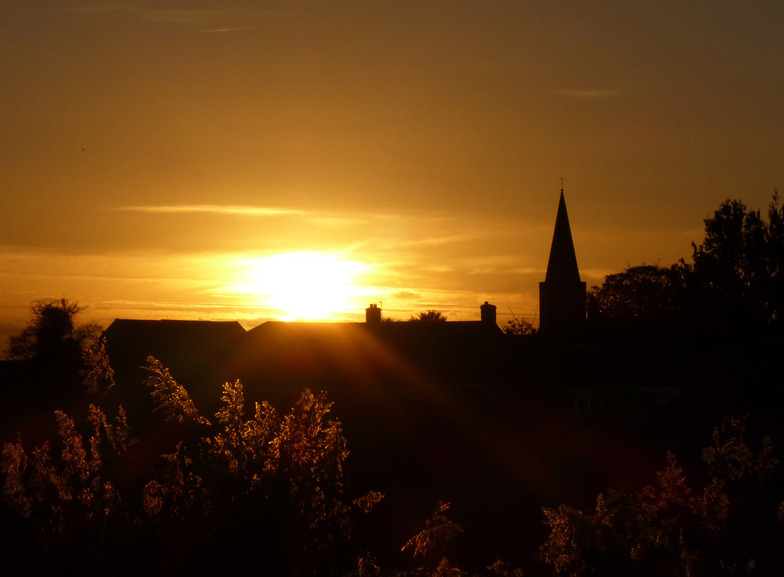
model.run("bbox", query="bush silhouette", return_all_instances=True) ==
[2,356,382,576]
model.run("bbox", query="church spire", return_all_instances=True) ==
[544,190,581,284]
[539,189,586,333]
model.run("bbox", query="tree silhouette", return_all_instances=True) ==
[7,298,101,390]
[502,316,535,336]
[587,264,684,323]
[691,192,784,326]
[8,298,97,361]
[586,192,784,330]
[409,310,447,323]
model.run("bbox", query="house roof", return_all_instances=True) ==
[104,319,246,353]
[244,319,502,362]
[241,319,503,392]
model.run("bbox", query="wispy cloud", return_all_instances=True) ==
[201,27,256,34]
[117,204,306,216]
[305,215,371,227]
[393,232,487,250]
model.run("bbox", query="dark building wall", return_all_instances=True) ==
[539,281,587,333]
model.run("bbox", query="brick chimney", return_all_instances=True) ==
[365,303,381,324]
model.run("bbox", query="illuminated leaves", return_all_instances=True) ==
[2,351,389,574]
[540,421,782,577]
[702,416,778,483]
[143,356,210,426]
[81,336,116,396]
[142,442,210,524]
[1,439,31,518]
[0,404,129,550]
[137,364,380,572]
[402,500,463,574]
[352,490,385,514]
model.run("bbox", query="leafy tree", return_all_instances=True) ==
[586,264,685,323]
[691,192,784,326]
[586,193,784,329]
[410,310,448,323]
[7,298,102,392]
[8,298,99,362]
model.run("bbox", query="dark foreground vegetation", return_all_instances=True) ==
[2,193,784,576]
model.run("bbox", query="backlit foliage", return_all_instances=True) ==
[403,500,464,575]
[1,357,382,575]
[138,357,382,574]
[1,404,133,568]
[80,336,116,396]
[143,356,210,426]
[540,417,784,576]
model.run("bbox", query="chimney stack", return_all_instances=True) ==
[480,301,497,326]
[365,303,381,324]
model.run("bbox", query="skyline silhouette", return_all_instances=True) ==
[3,4,784,574]
[2,2,783,349]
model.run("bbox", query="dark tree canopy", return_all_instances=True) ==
[587,264,684,322]
[589,192,784,329]
[7,298,98,362]
[691,193,784,326]
[7,298,101,391]
[409,310,447,323]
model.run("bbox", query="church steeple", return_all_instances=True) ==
[545,190,581,284]
[539,189,586,333]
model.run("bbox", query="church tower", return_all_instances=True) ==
[539,189,586,333]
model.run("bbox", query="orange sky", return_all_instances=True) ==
[1,2,783,349]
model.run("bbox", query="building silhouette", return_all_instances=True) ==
[539,190,586,333]
[93,190,588,411]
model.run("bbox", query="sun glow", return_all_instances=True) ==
[228,252,371,320]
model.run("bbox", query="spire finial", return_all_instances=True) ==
[560,177,564,194]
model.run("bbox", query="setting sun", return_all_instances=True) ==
[227,252,371,320]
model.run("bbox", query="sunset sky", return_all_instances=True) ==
[2,1,783,348]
